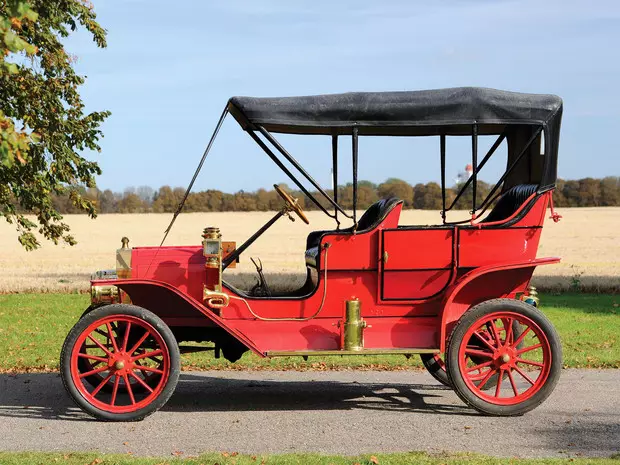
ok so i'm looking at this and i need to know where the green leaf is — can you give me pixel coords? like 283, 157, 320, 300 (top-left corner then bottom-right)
25, 9, 39, 22
0, 0, 109, 250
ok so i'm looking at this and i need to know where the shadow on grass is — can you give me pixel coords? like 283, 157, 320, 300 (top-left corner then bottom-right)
540, 292, 619, 315
0, 372, 469, 422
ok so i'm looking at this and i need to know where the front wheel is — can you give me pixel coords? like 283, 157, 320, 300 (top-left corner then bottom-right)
420, 353, 451, 387
446, 299, 562, 416
61, 304, 180, 421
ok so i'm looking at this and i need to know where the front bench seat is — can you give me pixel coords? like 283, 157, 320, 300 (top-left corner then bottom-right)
305, 197, 403, 268
481, 184, 538, 224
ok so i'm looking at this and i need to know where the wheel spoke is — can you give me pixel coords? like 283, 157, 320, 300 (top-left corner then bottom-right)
110, 375, 120, 406
512, 326, 531, 348
516, 357, 544, 368
135, 365, 164, 375
87, 335, 113, 357
127, 330, 150, 356
83, 344, 110, 350
132, 349, 163, 362
507, 369, 519, 396
94, 328, 108, 339
494, 369, 504, 398
77, 353, 108, 363
106, 322, 119, 352
79, 365, 109, 379
465, 348, 494, 359
517, 343, 542, 355
129, 371, 154, 393
122, 321, 131, 352
471, 331, 496, 352
475, 368, 496, 389
503, 318, 514, 345
91, 372, 114, 397
513, 365, 536, 385
122, 373, 136, 405
488, 320, 502, 347
466, 360, 493, 373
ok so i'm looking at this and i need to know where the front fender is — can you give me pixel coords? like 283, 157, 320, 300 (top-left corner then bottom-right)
438, 257, 560, 352
91, 278, 263, 356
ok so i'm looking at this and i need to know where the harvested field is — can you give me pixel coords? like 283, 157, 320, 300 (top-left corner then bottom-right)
0, 208, 618, 293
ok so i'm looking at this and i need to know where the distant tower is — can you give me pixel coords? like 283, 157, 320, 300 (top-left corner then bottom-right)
455, 164, 474, 185
465, 164, 473, 177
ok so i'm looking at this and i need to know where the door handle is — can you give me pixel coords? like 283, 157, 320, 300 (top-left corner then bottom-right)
383, 250, 389, 264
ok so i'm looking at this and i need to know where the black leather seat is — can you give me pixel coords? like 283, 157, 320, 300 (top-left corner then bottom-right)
305, 197, 402, 268
481, 184, 538, 224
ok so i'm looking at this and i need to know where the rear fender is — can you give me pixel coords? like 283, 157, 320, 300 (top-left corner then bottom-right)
91, 279, 263, 356
438, 257, 560, 352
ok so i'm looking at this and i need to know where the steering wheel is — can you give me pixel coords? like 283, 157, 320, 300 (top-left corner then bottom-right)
273, 184, 310, 224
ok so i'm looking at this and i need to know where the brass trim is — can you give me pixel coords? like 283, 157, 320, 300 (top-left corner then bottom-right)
91, 285, 120, 305
116, 236, 132, 279
203, 287, 230, 309
342, 299, 367, 351
520, 285, 540, 307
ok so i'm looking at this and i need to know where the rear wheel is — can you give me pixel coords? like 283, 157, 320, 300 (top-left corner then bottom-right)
446, 299, 561, 416
61, 304, 180, 421
421, 319, 523, 388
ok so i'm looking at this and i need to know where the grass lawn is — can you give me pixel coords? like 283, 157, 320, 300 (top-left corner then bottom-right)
0, 293, 617, 372
0, 451, 618, 465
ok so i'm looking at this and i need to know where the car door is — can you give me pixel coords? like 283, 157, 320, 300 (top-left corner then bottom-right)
380, 227, 455, 301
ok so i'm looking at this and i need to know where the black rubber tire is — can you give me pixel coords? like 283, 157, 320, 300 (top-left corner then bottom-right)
446, 298, 562, 416
61, 304, 181, 422
420, 353, 452, 387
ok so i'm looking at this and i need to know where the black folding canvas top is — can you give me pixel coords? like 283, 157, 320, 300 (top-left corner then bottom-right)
227, 87, 562, 189
229, 87, 561, 133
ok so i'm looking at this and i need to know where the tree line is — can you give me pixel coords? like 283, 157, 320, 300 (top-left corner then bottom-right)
41, 177, 620, 214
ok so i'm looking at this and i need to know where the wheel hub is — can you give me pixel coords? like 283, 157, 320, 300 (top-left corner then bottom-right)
492, 345, 517, 369
110, 352, 132, 374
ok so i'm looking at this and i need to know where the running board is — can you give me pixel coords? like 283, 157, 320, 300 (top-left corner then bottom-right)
265, 348, 440, 357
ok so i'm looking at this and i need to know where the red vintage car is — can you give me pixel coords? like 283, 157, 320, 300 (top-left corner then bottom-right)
61, 87, 564, 421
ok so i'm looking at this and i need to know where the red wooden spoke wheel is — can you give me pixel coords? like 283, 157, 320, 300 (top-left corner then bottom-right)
61, 304, 180, 421
447, 299, 562, 416
77, 321, 164, 394
421, 322, 523, 388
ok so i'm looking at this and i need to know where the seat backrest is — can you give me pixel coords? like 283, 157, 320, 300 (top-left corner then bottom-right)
481, 184, 538, 224
305, 197, 402, 250
357, 197, 402, 232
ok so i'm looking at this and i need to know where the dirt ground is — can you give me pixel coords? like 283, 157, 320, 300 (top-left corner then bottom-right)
0, 208, 618, 293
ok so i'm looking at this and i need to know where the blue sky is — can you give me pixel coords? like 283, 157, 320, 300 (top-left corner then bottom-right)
68, 0, 620, 193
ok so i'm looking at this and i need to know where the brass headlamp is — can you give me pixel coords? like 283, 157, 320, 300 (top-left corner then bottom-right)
202, 227, 229, 308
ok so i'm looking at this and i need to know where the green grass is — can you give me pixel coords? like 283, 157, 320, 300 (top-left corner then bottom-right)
0, 451, 618, 465
0, 293, 618, 372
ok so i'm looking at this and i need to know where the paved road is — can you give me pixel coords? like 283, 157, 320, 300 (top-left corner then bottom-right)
0, 369, 618, 458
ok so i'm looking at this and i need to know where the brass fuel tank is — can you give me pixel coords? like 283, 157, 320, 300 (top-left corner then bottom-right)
340, 299, 368, 351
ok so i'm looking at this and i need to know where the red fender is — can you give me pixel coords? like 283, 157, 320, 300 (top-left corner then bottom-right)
438, 257, 560, 352
91, 278, 264, 356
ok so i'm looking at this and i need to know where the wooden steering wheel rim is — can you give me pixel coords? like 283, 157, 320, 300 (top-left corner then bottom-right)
273, 184, 310, 224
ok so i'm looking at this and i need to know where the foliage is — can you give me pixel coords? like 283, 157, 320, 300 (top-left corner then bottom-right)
26, 176, 620, 214
0, 293, 617, 372
0, 0, 109, 250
